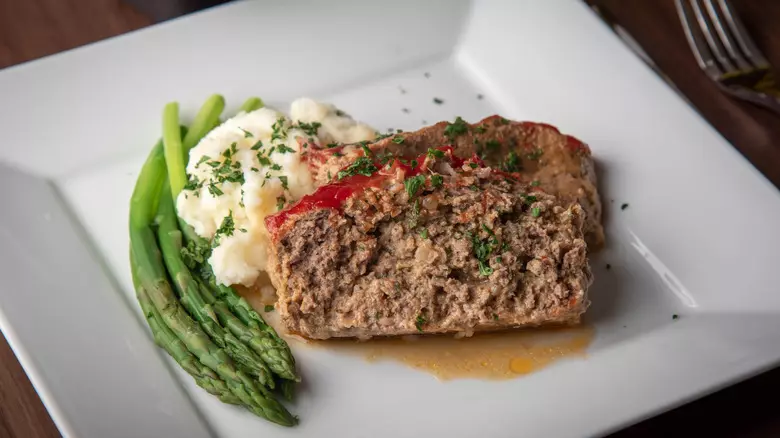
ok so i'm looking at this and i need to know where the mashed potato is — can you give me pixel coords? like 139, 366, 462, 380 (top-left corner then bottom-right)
177, 98, 375, 286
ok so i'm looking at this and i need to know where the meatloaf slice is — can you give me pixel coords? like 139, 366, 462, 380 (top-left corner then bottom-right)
267, 147, 591, 339
306, 116, 604, 250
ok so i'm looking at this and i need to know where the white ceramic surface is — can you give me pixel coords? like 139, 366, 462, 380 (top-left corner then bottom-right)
2, 1, 780, 437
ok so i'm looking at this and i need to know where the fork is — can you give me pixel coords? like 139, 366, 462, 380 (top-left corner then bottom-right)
676, 0, 780, 114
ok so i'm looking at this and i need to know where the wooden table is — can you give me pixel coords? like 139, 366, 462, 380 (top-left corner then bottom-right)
1, 1, 778, 436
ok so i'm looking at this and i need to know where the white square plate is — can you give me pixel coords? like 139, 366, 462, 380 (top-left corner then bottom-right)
2, 1, 780, 437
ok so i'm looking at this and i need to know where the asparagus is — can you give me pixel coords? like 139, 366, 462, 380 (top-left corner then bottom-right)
129, 142, 296, 426
162, 103, 187, 199
182, 94, 225, 154
156, 188, 274, 388
198, 277, 299, 381
131, 249, 240, 405
164, 96, 299, 381
239, 96, 264, 113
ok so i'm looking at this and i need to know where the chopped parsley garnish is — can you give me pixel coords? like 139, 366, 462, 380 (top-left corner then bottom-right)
430, 174, 444, 188
278, 175, 289, 190
361, 143, 372, 157
183, 175, 202, 191
250, 167, 259, 172
526, 148, 543, 160
257, 155, 271, 166
222, 170, 244, 184
250, 140, 264, 150
326, 142, 340, 149
333, 152, 344, 157
419, 228, 429, 239
270, 163, 282, 171
337, 156, 378, 180
499, 117, 510, 125
485, 139, 500, 150
239, 127, 253, 138
443, 116, 468, 140
469, 184, 479, 191
270, 117, 288, 142
276, 195, 286, 211
530, 180, 541, 187
392, 136, 405, 144
415, 314, 427, 332
471, 225, 499, 276
469, 163, 478, 169
327, 170, 332, 180
196, 155, 212, 167
427, 148, 445, 159
404, 175, 426, 198
207, 161, 220, 168
501, 151, 521, 173
411, 159, 418, 168
208, 182, 224, 197
531, 207, 541, 217
433, 97, 444, 105
524, 195, 538, 204
295, 121, 321, 136
335, 109, 346, 117
264, 305, 274, 312
276, 144, 296, 154
475, 125, 487, 134
215, 211, 235, 240
493, 313, 499, 321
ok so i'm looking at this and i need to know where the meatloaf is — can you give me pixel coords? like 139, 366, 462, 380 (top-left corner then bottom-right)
267, 147, 591, 339
306, 116, 604, 250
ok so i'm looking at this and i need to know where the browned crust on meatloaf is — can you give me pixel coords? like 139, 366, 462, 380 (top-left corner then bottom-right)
268, 155, 591, 339
307, 116, 604, 250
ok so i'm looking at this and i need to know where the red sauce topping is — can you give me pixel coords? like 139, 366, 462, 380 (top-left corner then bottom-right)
265, 146, 473, 235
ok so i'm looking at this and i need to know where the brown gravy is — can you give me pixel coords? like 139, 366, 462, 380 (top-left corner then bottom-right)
238, 286, 593, 381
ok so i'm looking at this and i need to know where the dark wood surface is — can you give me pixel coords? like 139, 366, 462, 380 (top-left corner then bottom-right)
0, 0, 778, 437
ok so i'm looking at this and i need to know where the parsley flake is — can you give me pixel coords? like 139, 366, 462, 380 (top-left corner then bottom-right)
239, 127, 253, 138
430, 174, 444, 188
415, 314, 427, 332
443, 116, 468, 140
276, 144, 296, 154
337, 156, 378, 180
426, 148, 445, 159
404, 175, 426, 198
208, 183, 224, 197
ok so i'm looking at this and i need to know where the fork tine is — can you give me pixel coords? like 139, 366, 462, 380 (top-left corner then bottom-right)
702, 0, 751, 71
675, 0, 723, 79
689, 0, 737, 73
716, 0, 770, 68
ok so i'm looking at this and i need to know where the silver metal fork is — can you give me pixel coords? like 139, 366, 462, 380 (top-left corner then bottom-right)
676, 0, 780, 114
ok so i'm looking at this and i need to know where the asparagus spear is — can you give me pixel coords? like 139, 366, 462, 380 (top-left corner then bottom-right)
164, 95, 299, 381
156, 187, 274, 388
129, 143, 296, 426
162, 103, 187, 200
198, 277, 299, 381
131, 249, 240, 405
182, 94, 225, 154
239, 96, 264, 113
